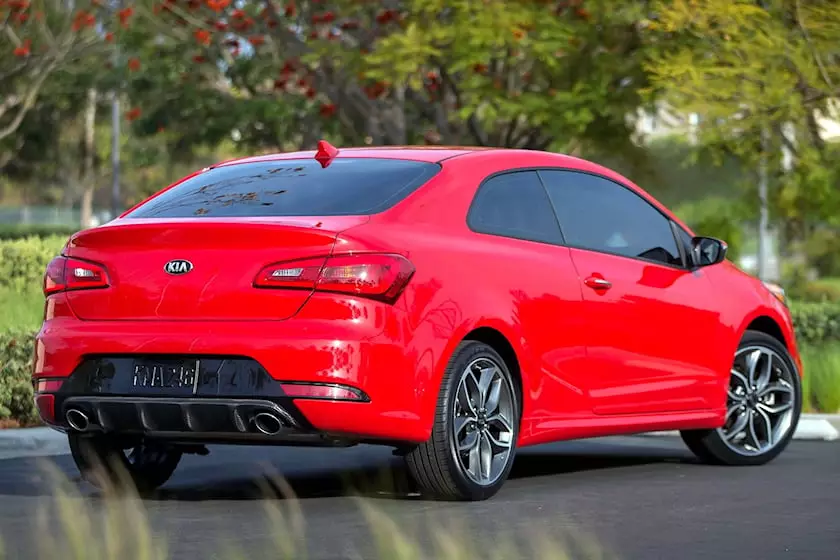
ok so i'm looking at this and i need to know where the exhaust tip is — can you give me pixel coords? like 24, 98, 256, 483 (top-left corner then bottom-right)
253, 412, 283, 436
66, 408, 90, 431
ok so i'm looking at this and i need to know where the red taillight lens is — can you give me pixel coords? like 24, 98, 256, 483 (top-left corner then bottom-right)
35, 378, 64, 393
279, 382, 368, 401
43, 256, 109, 296
255, 253, 415, 303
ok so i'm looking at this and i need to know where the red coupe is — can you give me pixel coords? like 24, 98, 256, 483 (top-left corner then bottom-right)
33, 143, 803, 500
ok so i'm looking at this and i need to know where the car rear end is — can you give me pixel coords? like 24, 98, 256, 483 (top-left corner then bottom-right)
32, 154, 443, 446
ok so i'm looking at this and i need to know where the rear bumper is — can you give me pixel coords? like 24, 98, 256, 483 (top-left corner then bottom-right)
33, 298, 438, 444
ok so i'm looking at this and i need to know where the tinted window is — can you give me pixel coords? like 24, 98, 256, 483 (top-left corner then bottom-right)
539, 170, 682, 266
127, 158, 440, 218
467, 171, 563, 245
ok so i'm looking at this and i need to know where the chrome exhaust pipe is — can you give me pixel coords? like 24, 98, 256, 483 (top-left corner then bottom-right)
66, 408, 90, 431
253, 412, 283, 436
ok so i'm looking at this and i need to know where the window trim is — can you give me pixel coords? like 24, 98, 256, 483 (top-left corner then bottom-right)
465, 169, 567, 247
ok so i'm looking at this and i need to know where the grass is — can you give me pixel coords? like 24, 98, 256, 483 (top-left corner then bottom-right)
0, 286, 43, 331
800, 343, 840, 414
0, 462, 613, 560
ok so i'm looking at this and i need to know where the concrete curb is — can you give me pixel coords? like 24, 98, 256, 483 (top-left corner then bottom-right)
1, 414, 838, 460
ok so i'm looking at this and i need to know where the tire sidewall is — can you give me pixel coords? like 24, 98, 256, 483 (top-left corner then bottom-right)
441, 342, 520, 500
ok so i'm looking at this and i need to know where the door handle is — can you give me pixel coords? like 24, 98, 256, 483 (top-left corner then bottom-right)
584, 276, 612, 290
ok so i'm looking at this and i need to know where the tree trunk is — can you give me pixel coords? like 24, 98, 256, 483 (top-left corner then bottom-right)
79, 88, 98, 229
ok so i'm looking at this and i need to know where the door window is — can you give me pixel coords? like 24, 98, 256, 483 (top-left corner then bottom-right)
538, 170, 683, 267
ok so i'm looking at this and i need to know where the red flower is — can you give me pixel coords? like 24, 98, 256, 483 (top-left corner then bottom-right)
125, 107, 141, 121
13, 38, 31, 57
194, 29, 212, 46
375, 9, 396, 24
284, 2, 296, 17
319, 103, 336, 118
249, 35, 265, 46
214, 21, 227, 31
117, 7, 133, 28
304, 87, 316, 99
187, 0, 201, 10
231, 9, 244, 19
15, 12, 29, 23
340, 20, 359, 30
308, 30, 319, 40
512, 28, 525, 40
273, 78, 287, 91
127, 57, 141, 71
206, 0, 230, 12
105, 32, 114, 42
193, 54, 207, 63
472, 63, 488, 74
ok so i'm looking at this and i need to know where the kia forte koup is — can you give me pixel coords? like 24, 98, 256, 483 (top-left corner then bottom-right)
33, 143, 803, 500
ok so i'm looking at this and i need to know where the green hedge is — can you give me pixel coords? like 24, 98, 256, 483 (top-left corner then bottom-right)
0, 235, 68, 292
0, 224, 78, 241
0, 329, 37, 424
789, 301, 840, 346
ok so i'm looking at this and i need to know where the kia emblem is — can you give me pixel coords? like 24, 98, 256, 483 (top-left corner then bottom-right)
164, 259, 194, 275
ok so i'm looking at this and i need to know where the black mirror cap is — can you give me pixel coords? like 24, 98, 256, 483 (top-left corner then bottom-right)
691, 236, 728, 267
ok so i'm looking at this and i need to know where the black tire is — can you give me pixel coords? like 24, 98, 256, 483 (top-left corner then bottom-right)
405, 341, 520, 501
681, 330, 802, 466
69, 434, 182, 494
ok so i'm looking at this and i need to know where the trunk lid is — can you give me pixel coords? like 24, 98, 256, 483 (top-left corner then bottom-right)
63, 216, 367, 321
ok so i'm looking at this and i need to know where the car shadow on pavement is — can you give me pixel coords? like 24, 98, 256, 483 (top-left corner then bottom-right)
0, 439, 697, 500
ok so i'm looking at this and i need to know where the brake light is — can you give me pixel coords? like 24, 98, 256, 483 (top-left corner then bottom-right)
254, 253, 414, 303
43, 256, 109, 296
279, 382, 368, 401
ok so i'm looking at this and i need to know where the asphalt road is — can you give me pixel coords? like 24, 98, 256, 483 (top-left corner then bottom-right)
0, 436, 838, 559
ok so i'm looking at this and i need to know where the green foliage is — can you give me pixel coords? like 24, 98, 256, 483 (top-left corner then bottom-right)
673, 197, 746, 262
789, 301, 840, 347
0, 235, 67, 292
800, 344, 840, 414
0, 329, 37, 424
0, 224, 78, 241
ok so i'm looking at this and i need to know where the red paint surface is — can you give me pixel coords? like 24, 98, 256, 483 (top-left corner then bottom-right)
34, 147, 802, 446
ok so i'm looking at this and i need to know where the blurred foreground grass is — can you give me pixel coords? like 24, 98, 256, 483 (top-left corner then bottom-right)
0, 462, 614, 560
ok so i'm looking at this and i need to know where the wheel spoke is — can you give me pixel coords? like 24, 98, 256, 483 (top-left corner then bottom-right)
467, 436, 482, 480
454, 415, 473, 439
476, 367, 496, 409
457, 376, 478, 417
487, 413, 513, 434
759, 382, 793, 399
458, 428, 479, 452
755, 352, 773, 392
756, 408, 774, 447
486, 429, 512, 450
745, 349, 762, 388
724, 410, 749, 441
730, 370, 750, 392
747, 410, 762, 450
758, 401, 792, 415
478, 432, 493, 481
484, 378, 502, 416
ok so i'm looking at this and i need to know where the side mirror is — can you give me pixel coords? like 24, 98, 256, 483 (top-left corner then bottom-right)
691, 236, 727, 267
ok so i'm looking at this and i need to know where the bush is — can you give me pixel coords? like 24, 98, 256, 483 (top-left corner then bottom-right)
800, 344, 840, 414
0, 235, 68, 292
0, 224, 78, 241
789, 300, 840, 346
0, 329, 38, 425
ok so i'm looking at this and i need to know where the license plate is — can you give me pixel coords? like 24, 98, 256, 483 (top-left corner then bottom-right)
133, 359, 201, 393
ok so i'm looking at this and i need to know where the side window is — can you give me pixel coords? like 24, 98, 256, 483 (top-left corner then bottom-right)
539, 170, 683, 267
467, 171, 563, 245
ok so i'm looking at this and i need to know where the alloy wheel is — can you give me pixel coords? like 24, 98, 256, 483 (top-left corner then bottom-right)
717, 345, 797, 456
451, 357, 516, 486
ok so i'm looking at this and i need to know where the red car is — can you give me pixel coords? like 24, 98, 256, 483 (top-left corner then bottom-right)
33, 143, 803, 500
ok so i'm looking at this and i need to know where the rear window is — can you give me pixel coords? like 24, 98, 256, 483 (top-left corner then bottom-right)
126, 158, 441, 218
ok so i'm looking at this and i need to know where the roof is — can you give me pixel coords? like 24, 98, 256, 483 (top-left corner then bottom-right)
214, 145, 499, 167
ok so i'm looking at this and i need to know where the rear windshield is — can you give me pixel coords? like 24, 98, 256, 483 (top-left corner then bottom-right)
126, 158, 441, 218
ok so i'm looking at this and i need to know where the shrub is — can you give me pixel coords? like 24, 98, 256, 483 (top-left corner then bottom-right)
0, 235, 68, 292
0, 224, 78, 241
799, 344, 840, 414
0, 329, 38, 425
789, 300, 840, 346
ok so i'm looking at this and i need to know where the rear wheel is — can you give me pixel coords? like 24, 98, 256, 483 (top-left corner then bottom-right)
69, 434, 182, 494
405, 341, 520, 501
681, 330, 801, 466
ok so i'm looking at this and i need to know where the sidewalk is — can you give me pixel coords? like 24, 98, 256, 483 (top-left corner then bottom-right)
1, 414, 837, 461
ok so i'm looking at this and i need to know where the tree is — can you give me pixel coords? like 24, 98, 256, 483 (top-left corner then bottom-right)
0, 0, 106, 153
132, 0, 656, 157
646, 0, 840, 258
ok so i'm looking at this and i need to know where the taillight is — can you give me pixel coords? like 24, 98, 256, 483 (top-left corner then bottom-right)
279, 382, 368, 401
254, 253, 414, 303
44, 256, 109, 296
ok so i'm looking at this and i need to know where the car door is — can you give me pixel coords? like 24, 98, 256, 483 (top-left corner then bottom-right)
466, 170, 593, 421
538, 169, 724, 416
